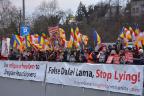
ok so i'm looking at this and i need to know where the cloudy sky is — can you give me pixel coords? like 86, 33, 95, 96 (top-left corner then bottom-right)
10, 0, 100, 15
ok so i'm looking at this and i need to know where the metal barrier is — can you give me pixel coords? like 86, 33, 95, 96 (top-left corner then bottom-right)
0, 61, 143, 96
0, 77, 143, 96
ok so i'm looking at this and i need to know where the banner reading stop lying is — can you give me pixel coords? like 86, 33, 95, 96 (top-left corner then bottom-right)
46, 62, 143, 95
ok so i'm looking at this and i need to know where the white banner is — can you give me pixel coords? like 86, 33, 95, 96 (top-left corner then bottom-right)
46, 62, 143, 95
0, 61, 46, 82
1, 38, 9, 57
6, 38, 10, 55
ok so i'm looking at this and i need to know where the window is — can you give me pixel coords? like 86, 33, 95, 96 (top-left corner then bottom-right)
136, 7, 139, 13
132, 8, 135, 13
142, 7, 144, 12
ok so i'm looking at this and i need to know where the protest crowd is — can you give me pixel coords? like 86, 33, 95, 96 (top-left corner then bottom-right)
0, 26, 144, 65
3, 44, 143, 65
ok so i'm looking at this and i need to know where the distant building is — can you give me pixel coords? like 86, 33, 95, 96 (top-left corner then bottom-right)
68, 16, 76, 24
131, 0, 144, 16
105, 6, 123, 18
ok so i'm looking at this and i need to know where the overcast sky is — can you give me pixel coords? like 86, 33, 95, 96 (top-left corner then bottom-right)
10, 0, 100, 16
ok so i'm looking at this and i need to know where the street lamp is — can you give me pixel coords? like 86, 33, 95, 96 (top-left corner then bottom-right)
23, 0, 25, 24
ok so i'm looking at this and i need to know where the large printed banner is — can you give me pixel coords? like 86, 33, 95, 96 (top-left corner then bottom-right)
46, 62, 143, 95
0, 61, 46, 82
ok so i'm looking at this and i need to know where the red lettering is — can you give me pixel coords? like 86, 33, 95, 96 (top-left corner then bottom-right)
7, 63, 36, 70
114, 71, 140, 84
96, 69, 112, 81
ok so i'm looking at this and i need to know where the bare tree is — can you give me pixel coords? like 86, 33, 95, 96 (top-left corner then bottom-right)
0, 0, 12, 28
0, 0, 20, 36
31, 0, 64, 33
36, 0, 58, 17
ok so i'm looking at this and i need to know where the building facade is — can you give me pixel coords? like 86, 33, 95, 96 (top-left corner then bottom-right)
131, 0, 144, 16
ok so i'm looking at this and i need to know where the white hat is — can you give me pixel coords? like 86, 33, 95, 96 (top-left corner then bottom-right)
139, 49, 143, 54
110, 50, 116, 54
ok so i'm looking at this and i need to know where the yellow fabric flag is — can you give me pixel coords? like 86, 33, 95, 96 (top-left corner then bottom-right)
82, 35, 89, 45
125, 28, 132, 40
59, 28, 66, 40
67, 40, 74, 48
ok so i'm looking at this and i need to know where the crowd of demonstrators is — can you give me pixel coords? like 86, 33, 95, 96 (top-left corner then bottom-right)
0, 43, 143, 65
